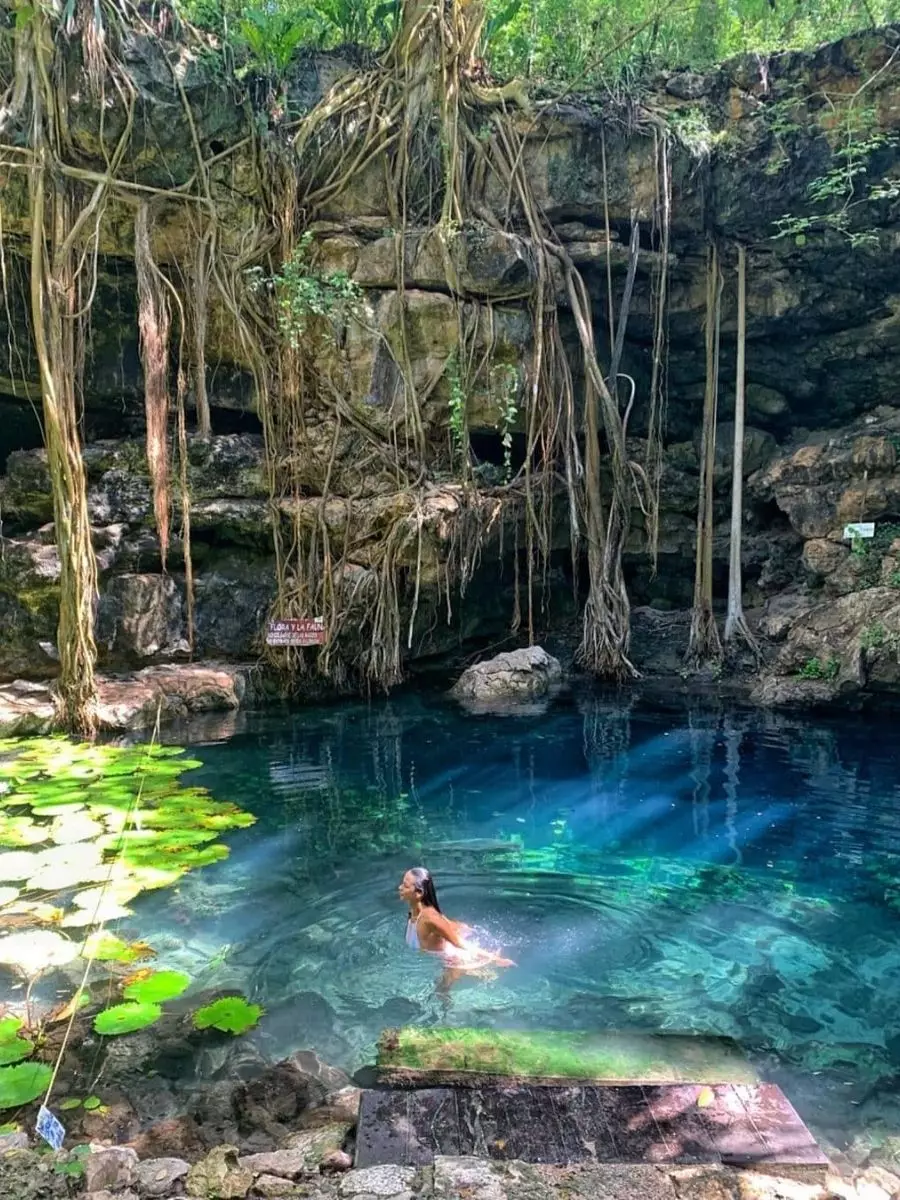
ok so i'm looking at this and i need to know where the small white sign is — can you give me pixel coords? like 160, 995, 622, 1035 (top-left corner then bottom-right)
843, 522, 875, 540
36, 1105, 65, 1151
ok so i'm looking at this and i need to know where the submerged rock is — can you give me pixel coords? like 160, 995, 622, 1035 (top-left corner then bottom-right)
450, 646, 563, 707
232, 1054, 353, 1142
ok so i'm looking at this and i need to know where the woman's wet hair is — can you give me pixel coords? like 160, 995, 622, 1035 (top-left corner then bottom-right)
408, 866, 441, 913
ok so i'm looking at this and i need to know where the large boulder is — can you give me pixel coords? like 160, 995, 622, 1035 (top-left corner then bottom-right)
450, 646, 563, 705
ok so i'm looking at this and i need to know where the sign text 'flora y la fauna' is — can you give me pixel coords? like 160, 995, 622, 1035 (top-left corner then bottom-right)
266, 617, 327, 647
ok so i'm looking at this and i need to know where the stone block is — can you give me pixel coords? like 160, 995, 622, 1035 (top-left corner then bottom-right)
85, 1146, 140, 1193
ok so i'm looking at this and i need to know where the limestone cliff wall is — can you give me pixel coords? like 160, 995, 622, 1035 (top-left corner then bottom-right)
1, 24, 900, 706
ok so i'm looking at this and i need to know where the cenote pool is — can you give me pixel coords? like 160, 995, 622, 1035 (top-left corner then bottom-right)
8, 691, 900, 1148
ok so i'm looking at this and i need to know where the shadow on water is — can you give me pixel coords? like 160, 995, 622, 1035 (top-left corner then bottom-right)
130, 689, 900, 1148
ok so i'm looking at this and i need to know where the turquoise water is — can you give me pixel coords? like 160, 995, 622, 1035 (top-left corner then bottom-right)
132, 693, 900, 1147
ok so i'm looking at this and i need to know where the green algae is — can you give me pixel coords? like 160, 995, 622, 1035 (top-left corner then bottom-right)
377, 1027, 759, 1085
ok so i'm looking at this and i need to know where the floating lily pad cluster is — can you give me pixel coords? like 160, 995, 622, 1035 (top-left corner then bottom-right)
0, 735, 256, 951
0, 735, 264, 1110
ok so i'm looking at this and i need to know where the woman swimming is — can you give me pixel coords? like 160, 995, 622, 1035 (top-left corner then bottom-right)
399, 867, 514, 970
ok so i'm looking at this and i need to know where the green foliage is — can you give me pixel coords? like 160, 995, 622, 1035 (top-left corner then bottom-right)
860, 621, 887, 651
53, 1145, 90, 1179
797, 655, 840, 681
193, 996, 263, 1034
123, 970, 191, 1004
83, 933, 152, 965
666, 107, 724, 158
236, 8, 309, 74
0, 1018, 34, 1067
250, 233, 362, 350
93, 1002, 163, 1036
773, 103, 899, 248
445, 351, 468, 470
179, 0, 899, 91
0, 1062, 52, 1110
490, 363, 519, 484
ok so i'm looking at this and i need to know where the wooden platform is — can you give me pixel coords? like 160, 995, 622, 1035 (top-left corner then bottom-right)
355, 1083, 829, 1169
377, 1027, 760, 1088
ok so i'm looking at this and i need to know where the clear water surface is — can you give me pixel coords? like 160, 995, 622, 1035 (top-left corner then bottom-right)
127, 692, 900, 1148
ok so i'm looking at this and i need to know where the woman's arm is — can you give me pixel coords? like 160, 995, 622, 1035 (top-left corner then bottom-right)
424, 911, 467, 949
423, 912, 515, 966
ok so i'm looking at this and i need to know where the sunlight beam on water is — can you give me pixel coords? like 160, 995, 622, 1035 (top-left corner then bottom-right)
110, 697, 900, 1150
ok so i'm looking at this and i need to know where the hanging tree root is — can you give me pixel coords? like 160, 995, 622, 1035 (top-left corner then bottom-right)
685, 242, 724, 669
724, 243, 760, 660
1, 0, 674, 709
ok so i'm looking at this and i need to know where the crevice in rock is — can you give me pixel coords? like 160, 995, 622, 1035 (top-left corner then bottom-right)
0, 395, 44, 473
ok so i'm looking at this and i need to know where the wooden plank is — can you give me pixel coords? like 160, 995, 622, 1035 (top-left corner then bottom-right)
377, 1027, 759, 1088
355, 1083, 827, 1169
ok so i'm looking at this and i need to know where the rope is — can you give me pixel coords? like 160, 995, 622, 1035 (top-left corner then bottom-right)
38, 701, 163, 1116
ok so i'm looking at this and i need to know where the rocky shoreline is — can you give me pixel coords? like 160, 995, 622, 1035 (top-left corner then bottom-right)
4, 1044, 900, 1200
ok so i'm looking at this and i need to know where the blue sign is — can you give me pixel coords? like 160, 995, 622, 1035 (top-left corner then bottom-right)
36, 1105, 65, 1151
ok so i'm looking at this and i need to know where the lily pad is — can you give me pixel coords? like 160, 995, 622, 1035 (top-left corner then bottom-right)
2, 901, 63, 923
83, 1096, 102, 1111
0, 1062, 52, 1109
93, 1002, 162, 1036
50, 813, 104, 845
0, 931, 79, 975
82, 933, 146, 964
193, 996, 263, 1036
0, 888, 19, 907
61, 903, 134, 928
72, 883, 142, 910
0, 1015, 33, 1065
0, 1036, 34, 1067
0, 816, 48, 848
123, 970, 190, 1004
0, 852, 39, 883
59, 1098, 81, 1111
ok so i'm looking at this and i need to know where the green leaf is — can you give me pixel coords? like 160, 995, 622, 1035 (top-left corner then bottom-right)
93, 1003, 162, 1036
59, 1098, 82, 1111
82, 1096, 102, 1111
0, 1017, 34, 1066
0, 1062, 52, 1109
0, 1039, 33, 1067
82, 933, 144, 964
123, 970, 190, 1004
192, 996, 263, 1036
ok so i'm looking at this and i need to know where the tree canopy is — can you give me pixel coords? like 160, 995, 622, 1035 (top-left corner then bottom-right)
178, 0, 900, 90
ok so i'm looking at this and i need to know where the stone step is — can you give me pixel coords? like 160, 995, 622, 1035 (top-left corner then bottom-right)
355, 1083, 829, 1171
376, 1027, 760, 1087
